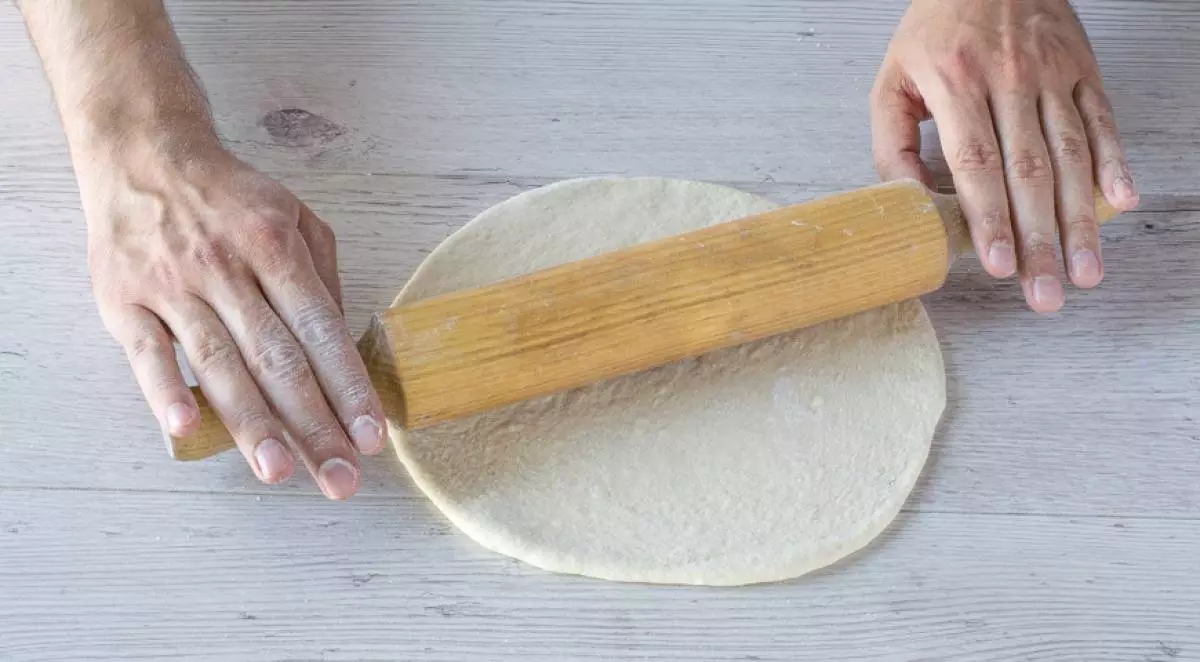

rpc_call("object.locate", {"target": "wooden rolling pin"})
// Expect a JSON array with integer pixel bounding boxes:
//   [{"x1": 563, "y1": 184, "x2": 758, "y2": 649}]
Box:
[{"x1": 167, "y1": 178, "x2": 1121, "y2": 461}]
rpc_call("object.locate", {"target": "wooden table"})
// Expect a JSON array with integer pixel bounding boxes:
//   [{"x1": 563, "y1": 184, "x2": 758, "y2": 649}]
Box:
[{"x1": 2, "y1": 1, "x2": 1197, "y2": 659}]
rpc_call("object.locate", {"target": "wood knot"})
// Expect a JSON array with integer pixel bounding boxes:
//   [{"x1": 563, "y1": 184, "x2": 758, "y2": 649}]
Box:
[{"x1": 260, "y1": 108, "x2": 346, "y2": 147}]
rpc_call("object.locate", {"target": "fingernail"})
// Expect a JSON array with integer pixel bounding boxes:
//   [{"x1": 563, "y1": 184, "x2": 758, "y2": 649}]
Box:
[
  {"x1": 166, "y1": 403, "x2": 196, "y2": 434},
  {"x1": 987, "y1": 241, "x2": 1017, "y2": 277},
  {"x1": 254, "y1": 438, "x2": 293, "y2": 483},
  {"x1": 1032, "y1": 276, "x2": 1063, "y2": 310},
  {"x1": 318, "y1": 458, "x2": 360, "y2": 500},
  {"x1": 1114, "y1": 173, "x2": 1137, "y2": 204},
  {"x1": 1071, "y1": 249, "x2": 1102, "y2": 287},
  {"x1": 350, "y1": 415, "x2": 384, "y2": 455}
]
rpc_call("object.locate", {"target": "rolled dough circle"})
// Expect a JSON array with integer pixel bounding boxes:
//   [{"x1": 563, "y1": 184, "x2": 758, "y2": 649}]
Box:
[{"x1": 390, "y1": 177, "x2": 945, "y2": 586}]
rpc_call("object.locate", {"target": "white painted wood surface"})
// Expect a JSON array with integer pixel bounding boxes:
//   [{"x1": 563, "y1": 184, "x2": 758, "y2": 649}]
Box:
[
  {"x1": 3, "y1": 491, "x2": 1199, "y2": 661},
  {"x1": 1, "y1": 1, "x2": 1197, "y2": 660}
]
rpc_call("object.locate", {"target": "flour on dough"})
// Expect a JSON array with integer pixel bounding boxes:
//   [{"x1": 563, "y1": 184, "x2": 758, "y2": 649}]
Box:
[{"x1": 389, "y1": 177, "x2": 946, "y2": 586}]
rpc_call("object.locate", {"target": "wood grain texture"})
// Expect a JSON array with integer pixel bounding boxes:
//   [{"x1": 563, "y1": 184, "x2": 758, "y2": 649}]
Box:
[
  {"x1": 1, "y1": 0, "x2": 1198, "y2": 658},
  {"x1": 2, "y1": 1, "x2": 1200, "y2": 194},
  {"x1": 387, "y1": 180, "x2": 950, "y2": 428},
  {"x1": 2, "y1": 489, "x2": 1199, "y2": 662}
]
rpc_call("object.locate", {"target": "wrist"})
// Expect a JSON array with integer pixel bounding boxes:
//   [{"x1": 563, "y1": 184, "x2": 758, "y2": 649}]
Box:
[
  {"x1": 61, "y1": 55, "x2": 220, "y2": 166},
  {"x1": 23, "y1": 1, "x2": 219, "y2": 164},
  {"x1": 60, "y1": 43, "x2": 224, "y2": 177},
  {"x1": 70, "y1": 120, "x2": 231, "y2": 228},
  {"x1": 67, "y1": 104, "x2": 221, "y2": 170}
]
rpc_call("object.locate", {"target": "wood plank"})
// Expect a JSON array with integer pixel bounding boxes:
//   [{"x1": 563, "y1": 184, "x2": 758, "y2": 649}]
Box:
[
  {"x1": 1, "y1": 171, "x2": 1197, "y2": 519},
  {"x1": 2, "y1": 0, "x2": 1199, "y2": 193},
  {"x1": 1, "y1": 489, "x2": 1197, "y2": 661}
]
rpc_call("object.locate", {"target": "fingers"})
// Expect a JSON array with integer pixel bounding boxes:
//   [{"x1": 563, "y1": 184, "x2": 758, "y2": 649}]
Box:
[
  {"x1": 923, "y1": 84, "x2": 1018, "y2": 279},
  {"x1": 873, "y1": 1, "x2": 1131, "y2": 313},
  {"x1": 204, "y1": 278, "x2": 364, "y2": 500},
  {"x1": 991, "y1": 90, "x2": 1064, "y2": 313},
  {"x1": 166, "y1": 211, "x2": 378, "y2": 502},
  {"x1": 248, "y1": 222, "x2": 387, "y2": 460},
  {"x1": 1042, "y1": 93, "x2": 1103, "y2": 289},
  {"x1": 1075, "y1": 78, "x2": 1139, "y2": 212},
  {"x1": 87, "y1": 152, "x2": 377, "y2": 499},
  {"x1": 104, "y1": 304, "x2": 199, "y2": 438},
  {"x1": 156, "y1": 296, "x2": 296, "y2": 485},
  {"x1": 870, "y1": 66, "x2": 936, "y2": 188},
  {"x1": 297, "y1": 204, "x2": 343, "y2": 313}
]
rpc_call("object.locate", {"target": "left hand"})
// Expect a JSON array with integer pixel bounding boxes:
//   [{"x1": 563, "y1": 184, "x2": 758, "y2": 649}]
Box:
[
  {"x1": 870, "y1": 0, "x2": 1140, "y2": 313},
  {"x1": 84, "y1": 140, "x2": 385, "y2": 499}
]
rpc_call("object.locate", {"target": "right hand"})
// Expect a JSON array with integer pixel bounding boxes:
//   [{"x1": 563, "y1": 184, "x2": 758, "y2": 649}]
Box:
[
  {"x1": 870, "y1": 0, "x2": 1140, "y2": 313},
  {"x1": 81, "y1": 135, "x2": 386, "y2": 500}
]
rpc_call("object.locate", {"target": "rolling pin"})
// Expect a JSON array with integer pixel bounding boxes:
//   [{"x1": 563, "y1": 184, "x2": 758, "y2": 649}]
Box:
[{"x1": 167, "y1": 178, "x2": 1122, "y2": 461}]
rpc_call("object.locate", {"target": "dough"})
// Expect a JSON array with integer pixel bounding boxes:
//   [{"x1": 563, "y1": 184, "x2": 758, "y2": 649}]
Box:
[{"x1": 390, "y1": 177, "x2": 945, "y2": 586}]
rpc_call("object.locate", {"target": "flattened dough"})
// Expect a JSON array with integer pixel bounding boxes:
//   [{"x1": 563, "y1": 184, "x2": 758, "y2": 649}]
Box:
[{"x1": 390, "y1": 177, "x2": 945, "y2": 586}]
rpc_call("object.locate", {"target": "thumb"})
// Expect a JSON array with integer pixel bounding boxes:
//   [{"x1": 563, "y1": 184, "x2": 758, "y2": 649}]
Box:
[{"x1": 869, "y1": 66, "x2": 935, "y2": 188}]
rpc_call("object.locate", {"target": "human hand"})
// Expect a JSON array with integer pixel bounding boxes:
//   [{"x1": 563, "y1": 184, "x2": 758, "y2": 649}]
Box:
[
  {"x1": 82, "y1": 138, "x2": 386, "y2": 499},
  {"x1": 870, "y1": 0, "x2": 1140, "y2": 312},
  {"x1": 20, "y1": 0, "x2": 385, "y2": 499}
]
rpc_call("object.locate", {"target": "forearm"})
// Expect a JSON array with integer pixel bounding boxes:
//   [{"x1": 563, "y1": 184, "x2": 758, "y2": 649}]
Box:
[{"x1": 18, "y1": 0, "x2": 218, "y2": 161}]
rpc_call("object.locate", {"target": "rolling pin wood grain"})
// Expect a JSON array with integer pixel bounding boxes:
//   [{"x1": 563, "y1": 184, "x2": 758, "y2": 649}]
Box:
[{"x1": 164, "y1": 178, "x2": 1122, "y2": 461}]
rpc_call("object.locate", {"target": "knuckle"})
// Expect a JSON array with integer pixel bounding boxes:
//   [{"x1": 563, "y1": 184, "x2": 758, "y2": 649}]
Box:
[
  {"x1": 247, "y1": 340, "x2": 311, "y2": 387},
  {"x1": 147, "y1": 261, "x2": 183, "y2": 292},
  {"x1": 93, "y1": 279, "x2": 139, "y2": 312},
  {"x1": 234, "y1": 412, "x2": 277, "y2": 437},
  {"x1": 222, "y1": 409, "x2": 277, "y2": 441},
  {"x1": 1096, "y1": 155, "x2": 1124, "y2": 172},
  {"x1": 294, "y1": 420, "x2": 349, "y2": 453},
  {"x1": 1078, "y1": 87, "x2": 1118, "y2": 135},
  {"x1": 336, "y1": 379, "x2": 374, "y2": 414},
  {"x1": 1063, "y1": 215, "x2": 1097, "y2": 241},
  {"x1": 290, "y1": 300, "x2": 345, "y2": 348},
  {"x1": 996, "y1": 51, "x2": 1031, "y2": 85},
  {"x1": 952, "y1": 142, "x2": 1003, "y2": 174},
  {"x1": 190, "y1": 334, "x2": 239, "y2": 374},
  {"x1": 937, "y1": 45, "x2": 977, "y2": 86},
  {"x1": 1032, "y1": 44, "x2": 1064, "y2": 72},
  {"x1": 1007, "y1": 150, "x2": 1053, "y2": 183},
  {"x1": 150, "y1": 378, "x2": 186, "y2": 402},
  {"x1": 188, "y1": 237, "x2": 234, "y2": 273},
  {"x1": 1052, "y1": 133, "x2": 1089, "y2": 165},
  {"x1": 1088, "y1": 111, "x2": 1118, "y2": 137},
  {"x1": 1021, "y1": 232, "x2": 1058, "y2": 260},
  {"x1": 246, "y1": 215, "x2": 297, "y2": 260},
  {"x1": 91, "y1": 249, "x2": 181, "y2": 303},
  {"x1": 127, "y1": 327, "x2": 171, "y2": 361},
  {"x1": 974, "y1": 208, "x2": 1010, "y2": 238}
]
